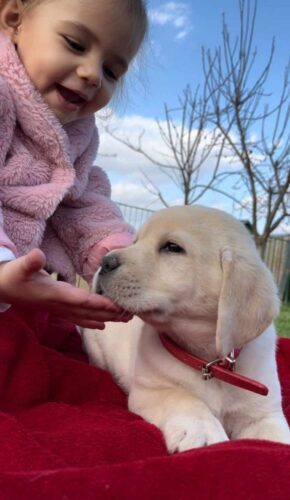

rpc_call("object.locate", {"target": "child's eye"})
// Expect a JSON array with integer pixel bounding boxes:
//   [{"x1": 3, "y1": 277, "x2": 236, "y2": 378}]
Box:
[
  {"x1": 63, "y1": 36, "x2": 85, "y2": 53},
  {"x1": 103, "y1": 66, "x2": 118, "y2": 82}
]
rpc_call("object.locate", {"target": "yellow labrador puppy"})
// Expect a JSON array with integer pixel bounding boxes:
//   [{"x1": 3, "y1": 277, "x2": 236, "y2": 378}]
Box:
[{"x1": 82, "y1": 206, "x2": 290, "y2": 452}]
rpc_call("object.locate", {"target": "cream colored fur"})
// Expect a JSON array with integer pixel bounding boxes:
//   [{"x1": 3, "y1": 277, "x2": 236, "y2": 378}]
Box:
[{"x1": 82, "y1": 205, "x2": 290, "y2": 452}]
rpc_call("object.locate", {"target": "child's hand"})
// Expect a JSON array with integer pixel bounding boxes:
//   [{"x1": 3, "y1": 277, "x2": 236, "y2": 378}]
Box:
[{"x1": 0, "y1": 249, "x2": 132, "y2": 328}]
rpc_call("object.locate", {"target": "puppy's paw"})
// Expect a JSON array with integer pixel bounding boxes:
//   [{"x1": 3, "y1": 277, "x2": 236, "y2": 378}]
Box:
[
  {"x1": 235, "y1": 416, "x2": 290, "y2": 444},
  {"x1": 163, "y1": 414, "x2": 229, "y2": 453}
]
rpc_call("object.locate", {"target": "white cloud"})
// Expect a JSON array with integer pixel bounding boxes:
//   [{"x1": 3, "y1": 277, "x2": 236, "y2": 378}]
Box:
[
  {"x1": 92, "y1": 111, "x2": 290, "y2": 235},
  {"x1": 112, "y1": 181, "x2": 162, "y2": 209},
  {"x1": 174, "y1": 16, "x2": 187, "y2": 29},
  {"x1": 95, "y1": 113, "x2": 173, "y2": 208},
  {"x1": 94, "y1": 111, "x2": 237, "y2": 210},
  {"x1": 149, "y1": 2, "x2": 192, "y2": 41},
  {"x1": 273, "y1": 221, "x2": 290, "y2": 236},
  {"x1": 149, "y1": 11, "x2": 171, "y2": 26},
  {"x1": 211, "y1": 202, "x2": 233, "y2": 214},
  {"x1": 175, "y1": 29, "x2": 189, "y2": 41},
  {"x1": 96, "y1": 113, "x2": 171, "y2": 178}
]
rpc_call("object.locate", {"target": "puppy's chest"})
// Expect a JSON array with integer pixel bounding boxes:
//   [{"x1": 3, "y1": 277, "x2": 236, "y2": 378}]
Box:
[
  {"x1": 177, "y1": 367, "x2": 237, "y2": 414},
  {"x1": 135, "y1": 332, "x2": 245, "y2": 415}
]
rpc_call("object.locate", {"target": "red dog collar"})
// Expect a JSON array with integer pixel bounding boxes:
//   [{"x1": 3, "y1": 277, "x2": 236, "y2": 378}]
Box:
[{"x1": 159, "y1": 333, "x2": 268, "y2": 396}]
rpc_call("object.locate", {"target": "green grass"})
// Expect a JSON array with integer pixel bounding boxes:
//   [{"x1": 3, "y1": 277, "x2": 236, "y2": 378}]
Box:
[{"x1": 275, "y1": 303, "x2": 290, "y2": 338}]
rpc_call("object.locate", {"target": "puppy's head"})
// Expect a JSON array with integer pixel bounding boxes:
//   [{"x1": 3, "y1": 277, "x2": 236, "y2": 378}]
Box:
[{"x1": 93, "y1": 205, "x2": 280, "y2": 355}]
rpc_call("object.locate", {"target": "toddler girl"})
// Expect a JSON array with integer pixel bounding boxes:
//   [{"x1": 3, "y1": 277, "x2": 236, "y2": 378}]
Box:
[{"x1": 0, "y1": 0, "x2": 148, "y2": 328}]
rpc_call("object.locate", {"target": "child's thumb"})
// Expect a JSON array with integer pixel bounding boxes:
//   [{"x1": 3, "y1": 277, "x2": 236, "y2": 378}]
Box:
[{"x1": 20, "y1": 249, "x2": 47, "y2": 277}]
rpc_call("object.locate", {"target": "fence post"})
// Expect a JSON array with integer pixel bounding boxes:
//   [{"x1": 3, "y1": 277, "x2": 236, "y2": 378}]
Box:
[{"x1": 279, "y1": 241, "x2": 290, "y2": 302}]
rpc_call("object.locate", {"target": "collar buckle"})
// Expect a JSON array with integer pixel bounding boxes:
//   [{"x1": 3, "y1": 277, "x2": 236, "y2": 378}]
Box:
[
  {"x1": 159, "y1": 333, "x2": 269, "y2": 396},
  {"x1": 202, "y1": 358, "x2": 222, "y2": 380},
  {"x1": 224, "y1": 350, "x2": 237, "y2": 371},
  {"x1": 202, "y1": 350, "x2": 237, "y2": 380}
]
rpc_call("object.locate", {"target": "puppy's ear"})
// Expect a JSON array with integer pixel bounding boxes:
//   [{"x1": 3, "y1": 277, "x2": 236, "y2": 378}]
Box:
[{"x1": 216, "y1": 247, "x2": 280, "y2": 357}]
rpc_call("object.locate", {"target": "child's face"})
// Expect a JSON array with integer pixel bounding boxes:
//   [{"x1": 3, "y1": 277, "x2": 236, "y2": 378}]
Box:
[{"x1": 10, "y1": 0, "x2": 140, "y2": 124}]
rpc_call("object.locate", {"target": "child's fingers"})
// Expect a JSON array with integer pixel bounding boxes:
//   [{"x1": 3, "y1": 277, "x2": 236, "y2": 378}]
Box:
[
  {"x1": 72, "y1": 318, "x2": 106, "y2": 329},
  {"x1": 50, "y1": 283, "x2": 124, "y2": 312},
  {"x1": 110, "y1": 311, "x2": 133, "y2": 323},
  {"x1": 77, "y1": 288, "x2": 123, "y2": 310},
  {"x1": 51, "y1": 304, "x2": 124, "y2": 322},
  {"x1": 19, "y1": 249, "x2": 46, "y2": 277},
  {"x1": 119, "y1": 312, "x2": 133, "y2": 322},
  {"x1": 83, "y1": 293, "x2": 125, "y2": 312}
]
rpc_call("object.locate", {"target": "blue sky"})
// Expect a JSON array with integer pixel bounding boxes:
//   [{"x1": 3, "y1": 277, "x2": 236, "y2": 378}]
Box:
[
  {"x1": 138, "y1": 0, "x2": 290, "y2": 116},
  {"x1": 96, "y1": 0, "x2": 290, "y2": 231}
]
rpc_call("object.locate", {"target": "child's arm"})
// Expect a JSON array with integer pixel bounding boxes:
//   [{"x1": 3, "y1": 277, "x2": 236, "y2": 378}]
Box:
[
  {"x1": 0, "y1": 76, "x2": 15, "y2": 167},
  {"x1": 0, "y1": 248, "x2": 132, "y2": 327},
  {"x1": 49, "y1": 165, "x2": 135, "y2": 283}
]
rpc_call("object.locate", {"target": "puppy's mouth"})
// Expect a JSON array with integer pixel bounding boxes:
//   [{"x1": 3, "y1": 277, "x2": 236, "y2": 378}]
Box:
[
  {"x1": 139, "y1": 308, "x2": 167, "y2": 322},
  {"x1": 94, "y1": 274, "x2": 167, "y2": 319},
  {"x1": 96, "y1": 282, "x2": 164, "y2": 316},
  {"x1": 95, "y1": 282, "x2": 103, "y2": 295}
]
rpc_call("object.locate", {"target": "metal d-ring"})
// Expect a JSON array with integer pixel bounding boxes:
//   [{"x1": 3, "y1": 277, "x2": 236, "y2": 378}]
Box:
[
  {"x1": 202, "y1": 357, "x2": 222, "y2": 380},
  {"x1": 224, "y1": 350, "x2": 237, "y2": 371},
  {"x1": 201, "y1": 350, "x2": 237, "y2": 380}
]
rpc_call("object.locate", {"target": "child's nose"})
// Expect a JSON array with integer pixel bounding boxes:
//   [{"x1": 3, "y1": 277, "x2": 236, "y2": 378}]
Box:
[{"x1": 77, "y1": 57, "x2": 102, "y2": 88}]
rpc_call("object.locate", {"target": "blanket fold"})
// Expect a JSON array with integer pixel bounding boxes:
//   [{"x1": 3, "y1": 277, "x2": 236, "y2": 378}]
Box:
[{"x1": 0, "y1": 307, "x2": 289, "y2": 499}]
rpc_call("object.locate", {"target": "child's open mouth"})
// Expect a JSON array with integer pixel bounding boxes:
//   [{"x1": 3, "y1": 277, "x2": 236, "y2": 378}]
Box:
[{"x1": 55, "y1": 83, "x2": 87, "y2": 109}]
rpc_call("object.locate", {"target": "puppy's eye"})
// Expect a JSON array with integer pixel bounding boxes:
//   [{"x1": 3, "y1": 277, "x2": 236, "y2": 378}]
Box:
[{"x1": 159, "y1": 241, "x2": 185, "y2": 254}]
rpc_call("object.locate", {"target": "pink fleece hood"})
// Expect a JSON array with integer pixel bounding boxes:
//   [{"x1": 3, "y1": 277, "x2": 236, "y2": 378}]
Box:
[{"x1": 0, "y1": 33, "x2": 134, "y2": 283}]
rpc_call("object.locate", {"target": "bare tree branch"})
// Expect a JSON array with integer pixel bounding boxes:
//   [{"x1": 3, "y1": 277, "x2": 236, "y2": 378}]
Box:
[
  {"x1": 203, "y1": 0, "x2": 290, "y2": 251},
  {"x1": 104, "y1": 0, "x2": 289, "y2": 252}
]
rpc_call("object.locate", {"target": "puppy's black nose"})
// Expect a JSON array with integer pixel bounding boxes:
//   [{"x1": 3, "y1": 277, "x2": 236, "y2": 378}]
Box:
[{"x1": 100, "y1": 254, "x2": 120, "y2": 275}]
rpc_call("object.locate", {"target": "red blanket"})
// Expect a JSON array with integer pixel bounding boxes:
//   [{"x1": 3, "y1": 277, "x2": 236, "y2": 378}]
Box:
[{"x1": 0, "y1": 307, "x2": 289, "y2": 499}]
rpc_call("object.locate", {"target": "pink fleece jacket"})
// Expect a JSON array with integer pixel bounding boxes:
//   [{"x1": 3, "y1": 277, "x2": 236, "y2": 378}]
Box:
[{"x1": 0, "y1": 33, "x2": 134, "y2": 284}]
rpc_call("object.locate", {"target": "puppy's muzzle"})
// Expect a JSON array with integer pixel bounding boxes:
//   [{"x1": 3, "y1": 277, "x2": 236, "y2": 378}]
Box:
[{"x1": 100, "y1": 253, "x2": 121, "y2": 275}]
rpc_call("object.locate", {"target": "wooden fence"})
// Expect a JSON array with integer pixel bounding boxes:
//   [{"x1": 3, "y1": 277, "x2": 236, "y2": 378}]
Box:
[
  {"x1": 117, "y1": 203, "x2": 155, "y2": 229},
  {"x1": 263, "y1": 237, "x2": 290, "y2": 299}
]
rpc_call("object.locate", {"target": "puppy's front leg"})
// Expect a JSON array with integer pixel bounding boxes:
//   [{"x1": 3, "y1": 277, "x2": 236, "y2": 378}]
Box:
[
  {"x1": 231, "y1": 412, "x2": 290, "y2": 444},
  {"x1": 129, "y1": 384, "x2": 229, "y2": 453}
]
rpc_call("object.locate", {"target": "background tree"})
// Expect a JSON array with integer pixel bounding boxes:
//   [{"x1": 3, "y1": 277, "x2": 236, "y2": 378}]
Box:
[
  {"x1": 107, "y1": 84, "x2": 226, "y2": 207},
  {"x1": 107, "y1": 0, "x2": 289, "y2": 254},
  {"x1": 203, "y1": 0, "x2": 289, "y2": 254}
]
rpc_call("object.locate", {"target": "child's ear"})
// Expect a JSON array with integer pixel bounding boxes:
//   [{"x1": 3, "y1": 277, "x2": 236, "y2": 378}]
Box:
[{"x1": 0, "y1": 0, "x2": 24, "y2": 40}]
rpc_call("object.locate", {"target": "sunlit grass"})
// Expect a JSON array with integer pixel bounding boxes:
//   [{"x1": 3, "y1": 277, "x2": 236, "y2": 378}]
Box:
[{"x1": 276, "y1": 303, "x2": 290, "y2": 338}]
